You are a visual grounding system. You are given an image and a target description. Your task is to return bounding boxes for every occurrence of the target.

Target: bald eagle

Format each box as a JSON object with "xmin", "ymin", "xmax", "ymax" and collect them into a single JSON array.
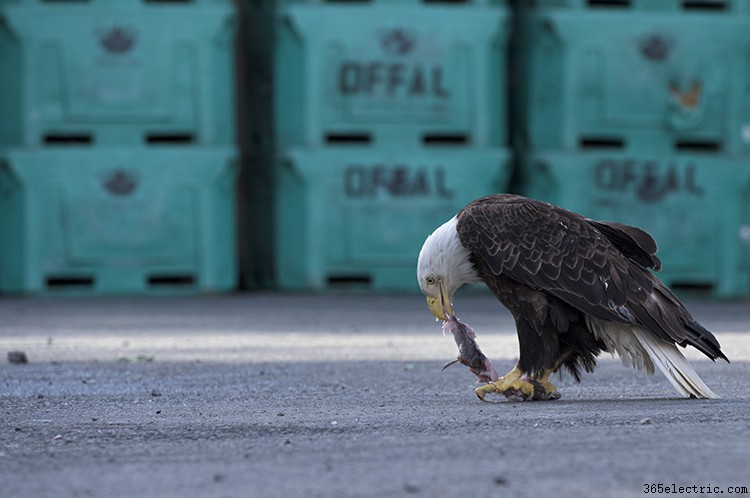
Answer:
[{"xmin": 417, "ymin": 194, "xmax": 728, "ymax": 401}]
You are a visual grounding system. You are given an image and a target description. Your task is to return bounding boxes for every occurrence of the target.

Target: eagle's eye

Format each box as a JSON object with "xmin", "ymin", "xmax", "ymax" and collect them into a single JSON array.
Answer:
[{"xmin": 425, "ymin": 276, "xmax": 436, "ymax": 286}]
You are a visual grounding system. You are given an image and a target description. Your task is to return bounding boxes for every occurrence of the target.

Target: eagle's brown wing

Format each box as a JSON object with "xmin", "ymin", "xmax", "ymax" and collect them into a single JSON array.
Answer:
[{"xmin": 455, "ymin": 194, "xmax": 726, "ymax": 362}]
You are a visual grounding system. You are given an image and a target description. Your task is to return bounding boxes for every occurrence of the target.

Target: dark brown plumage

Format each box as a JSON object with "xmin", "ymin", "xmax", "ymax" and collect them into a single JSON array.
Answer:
[{"xmin": 455, "ymin": 194, "xmax": 727, "ymax": 383}]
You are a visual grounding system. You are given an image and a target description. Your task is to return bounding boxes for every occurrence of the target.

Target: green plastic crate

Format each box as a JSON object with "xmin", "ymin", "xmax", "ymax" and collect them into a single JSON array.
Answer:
[
  {"xmin": 266, "ymin": 2, "xmax": 510, "ymax": 148},
  {"xmin": 0, "ymin": 0, "xmax": 228, "ymax": 4},
  {"xmin": 0, "ymin": 147, "xmax": 238, "ymax": 294},
  {"xmin": 0, "ymin": 1, "xmax": 236, "ymax": 148},
  {"xmin": 518, "ymin": 2, "xmax": 750, "ymax": 155},
  {"xmin": 523, "ymin": 151, "xmax": 750, "ymax": 298},
  {"xmin": 268, "ymin": 147, "xmax": 511, "ymax": 291},
  {"xmin": 528, "ymin": 0, "xmax": 747, "ymax": 10}
]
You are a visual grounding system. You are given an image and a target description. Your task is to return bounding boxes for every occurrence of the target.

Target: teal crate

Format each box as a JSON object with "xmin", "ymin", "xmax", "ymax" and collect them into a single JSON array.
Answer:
[
  {"xmin": 0, "ymin": 0, "xmax": 228, "ymax": 4},
  {"xmin": 265, "ymin": 2, "xmax": 510, "ymax": 148},
  {"xmin": 518, "ymin": 3, "xmax": 750, "ymax": 155},
  {"xmin": 0, "ymin": 147, "xmax": 238, "ymax": 294},
  {"xmin": 529, "ymin": 0, "xmax": 748, "ymax": 10},
  {"xmin": 523, "ymin": 152, "xmax": 750, "ymax": 298},
  {"xmin": 0, "ymin": 1, "xmax": 236, "ymax": 148},
  {"xmin": 255, "ymin": 0, "xmax": 502, "ymax": 5},
  {"xmin": 268, "ymin": 147, "xmax": 511, "ymax": 291}
]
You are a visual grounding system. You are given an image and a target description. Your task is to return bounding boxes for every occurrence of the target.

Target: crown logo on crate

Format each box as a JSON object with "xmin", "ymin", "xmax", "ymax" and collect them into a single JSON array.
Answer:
[
  {"xmin": 104, "ymin": 170, "xmax": 138, "ymax": 196},
  {"xmin": 378, "ymin": 28, "xmax": 416, "ymax": 56},
  {"xmin": 639, "ymin": 34, "xmax": 673, "ymax": 62},
  {"xmin": 98, "ymin": 26, "xmax": 137, "ymax": 54}
]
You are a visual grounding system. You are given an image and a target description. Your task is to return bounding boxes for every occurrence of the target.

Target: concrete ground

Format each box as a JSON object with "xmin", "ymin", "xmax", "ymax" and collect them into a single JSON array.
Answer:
[{"xmin": 1, "ymin": 293, "xmax": 749, "ymax": 498}]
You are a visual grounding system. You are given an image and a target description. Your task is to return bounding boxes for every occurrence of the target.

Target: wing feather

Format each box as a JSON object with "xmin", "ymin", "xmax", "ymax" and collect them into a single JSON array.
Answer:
[
  {"xmin": 586, "ymin": 219, "xmax": 662, "ymax": 271},
  {"xmin": 457, "ymin": 195, "xmax": 644, "ymax": 318},
  {"xmin": 456, "ymin": 194, "xmax": 727, "ymax": 362}
]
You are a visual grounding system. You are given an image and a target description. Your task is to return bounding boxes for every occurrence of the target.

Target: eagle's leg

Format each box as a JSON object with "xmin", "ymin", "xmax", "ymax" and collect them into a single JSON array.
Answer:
[
  {"xmin": 475, "ymin": 366, "xmax": 560, "ymax": 402},
  {"xmin": 523, "ymin": 369, "xmax": 560, "ymax": 401},
  {"xmin": 535, "ymin": 369, "xmax": 558, "ymax": 394}
]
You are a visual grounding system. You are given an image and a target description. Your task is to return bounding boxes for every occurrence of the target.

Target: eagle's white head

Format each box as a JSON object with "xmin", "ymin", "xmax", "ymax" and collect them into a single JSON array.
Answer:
[{"xmin": 417, "ymin": 216, "xmax": 480, "ymax": 320}]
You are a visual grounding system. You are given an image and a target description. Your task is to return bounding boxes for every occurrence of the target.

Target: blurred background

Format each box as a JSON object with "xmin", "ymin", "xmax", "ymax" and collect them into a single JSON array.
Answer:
[{"xmin": 0, "ymin": 0, "xmax": 748, "ymax": 298}]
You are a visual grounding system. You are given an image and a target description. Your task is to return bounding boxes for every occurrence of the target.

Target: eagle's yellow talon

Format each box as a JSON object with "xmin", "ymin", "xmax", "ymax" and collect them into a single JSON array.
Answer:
[
  {"xmin": 503, "ymin": 378, "xmax": 559, "ymax": 402},
  {"xmin": 474, "ymin": 367, "xmax": 560, "ymax": 402},
  {"xmin": 474, "ymin": 366, "xmax": 522, "ymax": 400},
  {"xmin": 474, "ymin": 381, "xmax": 501, "ymax": 401},
  {"xmin": 535, "ymin": 378, "xmax": 559, "ymax": 398}
]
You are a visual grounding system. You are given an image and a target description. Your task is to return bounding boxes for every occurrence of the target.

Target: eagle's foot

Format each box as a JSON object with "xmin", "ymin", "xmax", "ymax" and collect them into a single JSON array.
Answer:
[
  {"xmin": 503, "ymin": 376, "xmax": 561, "ymax": 402},
  {"xmin": 475, "ymin": 367, "xmax": 560, "ymax": 402},
  {"xmin": 474, "ymin": 365, "xmax": 523, "ymax": 401},
  {"xmin": 475, "ymin": 380, "xmax": 502, "ymax": 401}
]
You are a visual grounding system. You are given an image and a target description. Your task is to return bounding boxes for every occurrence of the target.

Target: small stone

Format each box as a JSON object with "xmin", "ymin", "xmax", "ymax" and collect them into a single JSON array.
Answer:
[
  {"xmin": 494, "ymin": 476, "xmax": 508, "ymax": 485},
  {"xmin": 640, "ymin": 417, "xmax": 652, "ymax": 425},
  {"xmin": 151, "ymin": 389, "xmax": 162, "ymax": 397},
  {"xmin": 404, "ymin": 482, "xmax": 420, "ymax": 494},
  {"xmin": 7, "ymin": 351, "xmax": 28, "ymax": 364}
]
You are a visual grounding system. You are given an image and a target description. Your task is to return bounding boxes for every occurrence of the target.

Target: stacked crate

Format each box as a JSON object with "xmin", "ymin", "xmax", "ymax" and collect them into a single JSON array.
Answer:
[
  {"xmin": 518, "ymin": 0, "xmax": 750, "ymax": 297},
  {"xmin": 0, "ymin": 0, "xmax": 238, "ymax": 294},
  {"xmin": 242, "ymin": 0, "xmax": 512, "ymax": 291}
]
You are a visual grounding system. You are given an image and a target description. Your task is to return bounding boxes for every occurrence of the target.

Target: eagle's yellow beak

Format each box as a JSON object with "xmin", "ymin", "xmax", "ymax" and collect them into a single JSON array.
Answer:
[{"xmin": 426, "ymin": 281, "xmax": 453, "ymax": 321}]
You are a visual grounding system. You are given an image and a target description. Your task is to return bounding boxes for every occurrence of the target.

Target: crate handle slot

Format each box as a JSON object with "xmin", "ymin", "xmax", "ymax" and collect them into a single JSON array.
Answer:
[
  {"xmin": 327, "ymin": 275, "xmax": 372, "ymax": 287},
  {"xmin": 675, "ymin": 140, "xmax": 721, "ymax": 152},
  {"xmin": 579, "ymin": 136, "xmax": 625, "ymax": 150},
  {"xmin": 325, "ymin": 133, "xmax": 372, "ymax": 145},
  {"xmin": 670, "ymin": 282, "xmax": 714, "ymax": 294},
  {"xmin": 148, "ymin": 274, "xmax": 196, "ymax": 287},
  {"xmin": 44, "ymin": 133, "xmax": 93, "ymax": 145},
  {"xmin": 682, "ymin": 1, "xmax": 727, "ymax": 11},
  {"xmin": 587, "ymin": 0, "xmax": 631, "ymax": 7},
  {"xmin": 46, "ymin": 276, "xmax": 95, "ymax": 289},
  {"xmin": 146, "ymin": 133, "xmax": 195, "ymax": 145},
  {"xmin": 423, "ymin": 133, "xmax": 470, "ymax": 146}
]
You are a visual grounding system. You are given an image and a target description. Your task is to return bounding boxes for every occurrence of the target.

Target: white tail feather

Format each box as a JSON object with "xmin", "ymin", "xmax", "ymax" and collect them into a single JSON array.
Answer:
[
  {"xmin": 586, "ymin": 317, "xmax": 719, "ymax": 399},
  {"xmin": 630, "ymin": 328, "xmax": 719, "ymax": 399}
]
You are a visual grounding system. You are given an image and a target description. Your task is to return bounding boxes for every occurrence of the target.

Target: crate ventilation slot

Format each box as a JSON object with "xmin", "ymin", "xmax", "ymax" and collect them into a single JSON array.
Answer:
[
  {"xmin": 327, "ymin": 275, "xmax": 372, "ymax": 286},
  {"xmin": 46, "ymin": 276, "xmax": 95, "ymax": 289},
  {"xmin": 587, "ymin": 0, "xmax": 631, "ymax": 8},
  {"xmin": 423, "ymin": 133, "xmax": 470, "ymax": 146},
  {"xmin": 579, "ymin": 136, "xmax": 626, "ymax": 150},
  {"xmin": 148, "ymin": 274, "xmax": 196, "ymax": 287},
  {"xmin": 682, "ymin": 1, "xmax": 727, "ymax": 11},
  {"xmin": 326, "ymin": 133, "xmax": 372, "ymax": 145},
  {"xmin": 675, "ymin": 140, "xmax": 721, "ymax": 152},
  {"xmin": 146, "ymin": 133, "xmax": 195, "ymax": 145},
  {"xmin": 44, "ymin": 133, "xmax": 93, "ymax": 145}
]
